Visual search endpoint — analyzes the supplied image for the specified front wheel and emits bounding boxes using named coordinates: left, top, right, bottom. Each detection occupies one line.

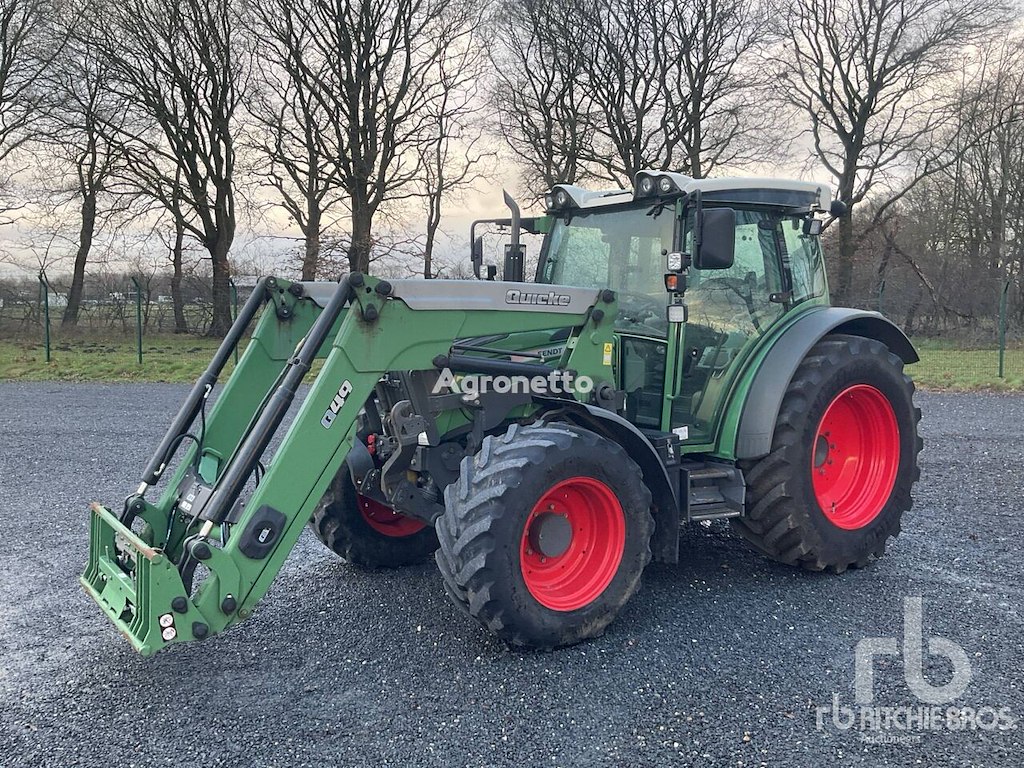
left=435, top=422, right=654, bottom=649
left=733, top=334, right=922, bottom=572
left=311, top=459, right=439, bottom=568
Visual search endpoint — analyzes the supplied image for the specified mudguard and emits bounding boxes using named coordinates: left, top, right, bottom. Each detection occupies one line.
left=733, top=307, right=918, bottom=460
left=536, top=397, right=681, bottom=564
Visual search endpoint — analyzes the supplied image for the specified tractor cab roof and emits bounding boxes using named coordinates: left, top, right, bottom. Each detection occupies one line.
left=547, top=173, right=832, bottom=213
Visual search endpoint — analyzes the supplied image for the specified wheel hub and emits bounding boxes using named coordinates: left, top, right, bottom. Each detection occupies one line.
left=813, top=434, right=830, bottom=468
left=528, top=512, right=573, bottom=558
left=358, top=494, right=427, bottom=538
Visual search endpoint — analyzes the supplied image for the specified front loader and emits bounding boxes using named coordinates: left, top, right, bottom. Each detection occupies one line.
left=83, top=173, right=922, bottom=654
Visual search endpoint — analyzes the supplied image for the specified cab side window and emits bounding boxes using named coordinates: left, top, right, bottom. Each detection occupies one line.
left=781, top=218, right=826, bottom=302
left=687, top=210, right=783, bottom=338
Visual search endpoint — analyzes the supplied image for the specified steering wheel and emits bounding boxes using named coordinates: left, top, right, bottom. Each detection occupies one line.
left=616, top=291, right=665, bottom=322
left=697, top=275, right=757, bottom=295
left=695, top=273, right=764, bottom=331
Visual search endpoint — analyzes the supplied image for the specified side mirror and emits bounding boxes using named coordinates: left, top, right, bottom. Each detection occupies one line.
left=695, top=208, right=735, bottom=270
left=829, top=199, right=848, bottom=217
left=471, top=235, right=484, bottom=278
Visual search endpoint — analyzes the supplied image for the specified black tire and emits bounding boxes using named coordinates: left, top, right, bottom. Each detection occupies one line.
left=311, top=460, right=439, bottom=568
left=733, top=334, right=922, bottom=573
left=435, top=421, right=654, bottom=649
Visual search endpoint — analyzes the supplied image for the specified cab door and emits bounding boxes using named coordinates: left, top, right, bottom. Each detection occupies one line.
left=667, top=209, right=786, bottom=444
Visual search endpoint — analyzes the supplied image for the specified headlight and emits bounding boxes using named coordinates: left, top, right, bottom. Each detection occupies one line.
left=802, top=218, right=823, bottom=236
left=666, top=252, right=683, bottom=271
left=544, top=193, right=554, bottom=210
left=554, top=189, right=570, bottom=207
left=666, top=303, right=688, bottom=323
left=635, top=172, right=678, bottom=198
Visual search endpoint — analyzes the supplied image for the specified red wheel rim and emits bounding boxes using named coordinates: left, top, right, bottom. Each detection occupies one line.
left=519, top=477, right=625, bottom=612
left=812, top=384, right=900, bottom=530
left=358, top=494, right=427, bottom=538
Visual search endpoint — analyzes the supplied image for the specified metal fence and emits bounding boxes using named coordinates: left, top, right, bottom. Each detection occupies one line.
left=849, top=276, right=1023, bottom=386
left=0, top=271, right=225, bottom=334
left=0, top=271, right=249, bottom=365
left=2, top=271, right=1022, bottom=386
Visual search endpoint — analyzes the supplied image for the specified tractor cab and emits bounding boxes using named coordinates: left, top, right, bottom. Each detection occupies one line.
left=531, top=173, right=833, bottom=447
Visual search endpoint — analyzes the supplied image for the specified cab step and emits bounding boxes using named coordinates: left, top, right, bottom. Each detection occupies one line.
left=682, top=461, right=745, bottom=522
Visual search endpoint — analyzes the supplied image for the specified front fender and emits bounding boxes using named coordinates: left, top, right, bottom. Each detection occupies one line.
left=535, top=397, right=681, bottom=564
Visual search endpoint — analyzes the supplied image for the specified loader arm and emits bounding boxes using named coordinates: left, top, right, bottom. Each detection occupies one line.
left=82, top=274, right=619, bottom=655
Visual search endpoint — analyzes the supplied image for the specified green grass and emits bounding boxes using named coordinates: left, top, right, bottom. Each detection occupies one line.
left=0, top=332, right=1022, bottom=390
left=907, top=347, right=1024, bottom=391
left=0, top=334, right=239, bottom=382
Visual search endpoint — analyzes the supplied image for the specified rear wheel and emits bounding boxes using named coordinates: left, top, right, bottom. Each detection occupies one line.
left=311, top=459, right=439, bottom=568
left=435, top=422, right=653, bottom=649
left=733, top=334, right=922, bottom=572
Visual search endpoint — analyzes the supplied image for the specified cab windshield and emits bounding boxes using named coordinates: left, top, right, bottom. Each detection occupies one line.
left=538, top=204, right=674, bottom=335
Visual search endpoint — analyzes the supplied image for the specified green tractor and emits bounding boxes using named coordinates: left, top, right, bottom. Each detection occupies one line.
left=82, top=173, right=922, bottom=654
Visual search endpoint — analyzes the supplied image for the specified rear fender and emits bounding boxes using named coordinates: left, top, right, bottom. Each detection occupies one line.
left=731, top=308, right=917, bottom=460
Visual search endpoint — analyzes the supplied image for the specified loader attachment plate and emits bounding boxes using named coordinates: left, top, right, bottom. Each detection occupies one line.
left=81, top=502, right=194, bottom=656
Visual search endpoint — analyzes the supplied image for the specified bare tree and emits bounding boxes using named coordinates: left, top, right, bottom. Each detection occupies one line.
left=0, top=0, right=53, bottom=221
left=575, top=0, right=668, bottom=183
left=243, top=0, right=347, bottom=280
left=34, top=10, right=126, bottom=327
left=419, top=29, right=491, bottom=278
left=829, top=31, right=1024, bottom=336
left=952, top=37, right=1024, bottom=279
left=662, top=0, right=773, bottom=178
left=161, top=213, right=191, bottom=332
left=255, top=0, right=484, bottom=274
left=155, top=172, right=198, bottom=333
left=83, top=0, right=245, bottom=335
left=778, top=0, right=1003, bottom=303
left=898, top=34, right=1024, bottom=327
left=490, top=0, right=771, bottom=190
left=488, top=0, right=597, bottom=191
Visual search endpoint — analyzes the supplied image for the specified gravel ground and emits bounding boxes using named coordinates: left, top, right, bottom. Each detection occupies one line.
left=0, top=383, right=1021, bottom=767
